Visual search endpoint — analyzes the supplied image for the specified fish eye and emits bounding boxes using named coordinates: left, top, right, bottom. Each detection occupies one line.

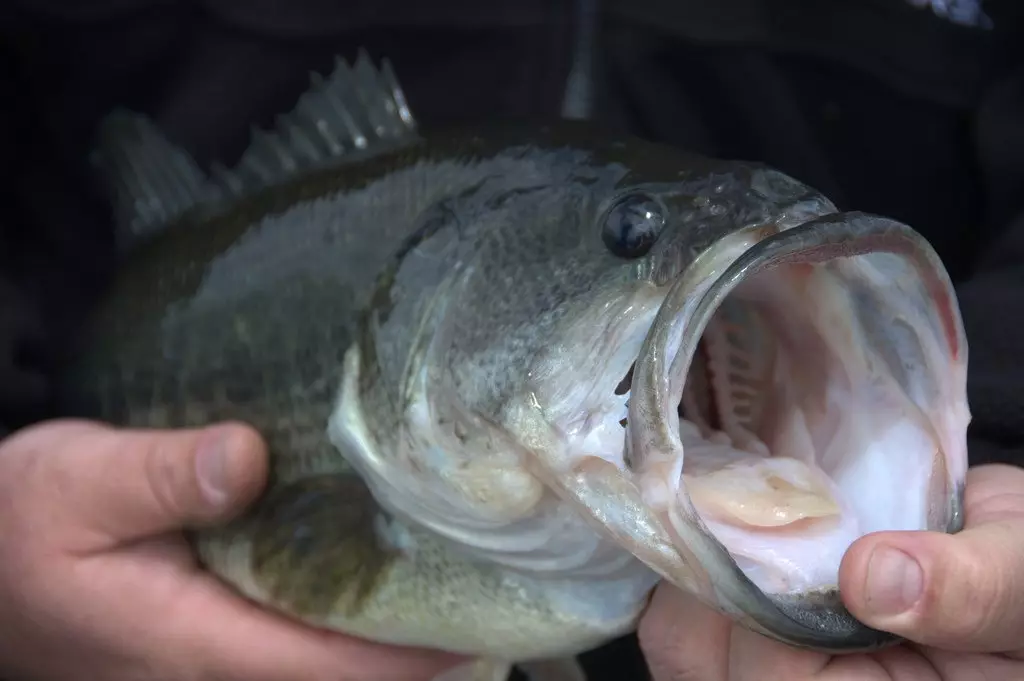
left=601, top=194, right=667, bottom=259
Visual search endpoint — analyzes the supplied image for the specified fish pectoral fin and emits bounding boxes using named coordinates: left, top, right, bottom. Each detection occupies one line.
left=433, top=659, right=514, bottom=681
left=519, top=657, right=588, bottom=681
left=194, top=473, right=398, bottom=622
left=91, top=49, right=420, bottom=252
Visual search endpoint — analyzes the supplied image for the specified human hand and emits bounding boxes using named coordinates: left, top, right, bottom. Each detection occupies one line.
left=638, top=463, right=1024, bottom=680
left=0, top=419, right=461, bottom=681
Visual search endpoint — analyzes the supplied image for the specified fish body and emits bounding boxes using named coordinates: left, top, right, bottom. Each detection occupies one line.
left=59, top=52, right=970, bottom=678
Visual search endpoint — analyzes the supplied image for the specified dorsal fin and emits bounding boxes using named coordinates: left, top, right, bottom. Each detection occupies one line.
left=91, top=49, right=419, bottom=251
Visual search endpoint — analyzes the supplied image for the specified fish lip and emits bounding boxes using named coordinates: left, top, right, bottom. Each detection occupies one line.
left=625, top=211, right=968, bottom=650
left=758, top=589, right=901, bottom=652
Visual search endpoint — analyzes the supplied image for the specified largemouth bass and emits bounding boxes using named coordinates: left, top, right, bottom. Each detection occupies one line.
left=59, top=52, right=970, bottom=679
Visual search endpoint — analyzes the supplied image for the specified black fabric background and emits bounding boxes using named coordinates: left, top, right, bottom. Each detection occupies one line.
left=0, top=1, right=1022, bottom=679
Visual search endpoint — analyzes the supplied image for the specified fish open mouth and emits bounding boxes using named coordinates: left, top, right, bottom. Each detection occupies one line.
left=620, top=212, right=969, bottom=610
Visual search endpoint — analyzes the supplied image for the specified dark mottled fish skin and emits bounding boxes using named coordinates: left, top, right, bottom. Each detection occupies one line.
left=56, top=112, right=852, bottom=661
left=63, top=124, right=738, bottom=480
left=55, top=122, right=830, bottom=657
left=59, top=119, right=716, bottom=660
left=63, top=109, right=818, bottom=479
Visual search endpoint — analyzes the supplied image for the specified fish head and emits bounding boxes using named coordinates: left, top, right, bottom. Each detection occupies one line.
left=336, top=131, right=968, bottom=653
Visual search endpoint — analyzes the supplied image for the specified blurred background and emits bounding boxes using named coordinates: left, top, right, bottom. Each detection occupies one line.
left=2, top=1, right=1023, bottom=677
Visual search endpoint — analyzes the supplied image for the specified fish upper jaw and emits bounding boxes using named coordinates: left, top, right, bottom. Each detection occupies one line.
left=615, top=212, right=970, bottom=651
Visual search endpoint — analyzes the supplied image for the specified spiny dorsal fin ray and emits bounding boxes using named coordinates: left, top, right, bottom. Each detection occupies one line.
left=90, top=112, right=223, bottom=247
left=92, top=49, right=420, bottom=251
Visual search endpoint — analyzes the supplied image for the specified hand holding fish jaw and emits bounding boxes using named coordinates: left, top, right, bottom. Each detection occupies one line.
left=638, top=463, right=1024, bottom=681
left=0, top=419, right=461, bottom=681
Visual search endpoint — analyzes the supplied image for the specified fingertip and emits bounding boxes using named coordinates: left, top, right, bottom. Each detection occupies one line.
left=839, top=531, right=929, bottom=629
left=838, top=530, right=879, bottom=607
left=194, top=422, right=268, bottom=519
left=81, top=421, right=269, bottom=539
left=218, top=420, right=267, bottom=459
left=840, top=528, right=1014, bottom=649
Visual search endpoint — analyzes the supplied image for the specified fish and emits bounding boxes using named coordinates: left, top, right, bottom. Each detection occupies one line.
left=57, top=50, right=970, bottom=680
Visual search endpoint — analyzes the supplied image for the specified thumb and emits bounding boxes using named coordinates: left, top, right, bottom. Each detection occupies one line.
left=47, top=420, right=268, bottom=543
left=839, top=464, right=1024, bottom=654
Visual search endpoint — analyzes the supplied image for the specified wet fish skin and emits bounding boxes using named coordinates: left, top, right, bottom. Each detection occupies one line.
left=65, top=112, right=720, bottom=662
left=65, top=120, right=789, bottom=655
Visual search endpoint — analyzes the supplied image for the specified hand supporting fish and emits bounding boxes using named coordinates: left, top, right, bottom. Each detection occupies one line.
left=59, top=51, right=969, bottom=680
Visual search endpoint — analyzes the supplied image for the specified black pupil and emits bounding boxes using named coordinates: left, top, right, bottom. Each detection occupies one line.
left=602, top=195, right=664, bottom=258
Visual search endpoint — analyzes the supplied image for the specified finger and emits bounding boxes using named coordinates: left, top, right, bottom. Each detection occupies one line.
left=638, top=585, right=866, bottom=681
left=957, top=464, right=1024, bottom=526
left=33, top=420, right=268, bottom=544
left=840, top=464, right=1024, bottom=653
left=920, top=647, right=1023, bottom=681
left=723, top=622, right=951, bottom=681
left=637, top=583, right=731, bottom=681
left=641, top=591, right=945, bottom=681
left=724, top=624, right=836, bottom=681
